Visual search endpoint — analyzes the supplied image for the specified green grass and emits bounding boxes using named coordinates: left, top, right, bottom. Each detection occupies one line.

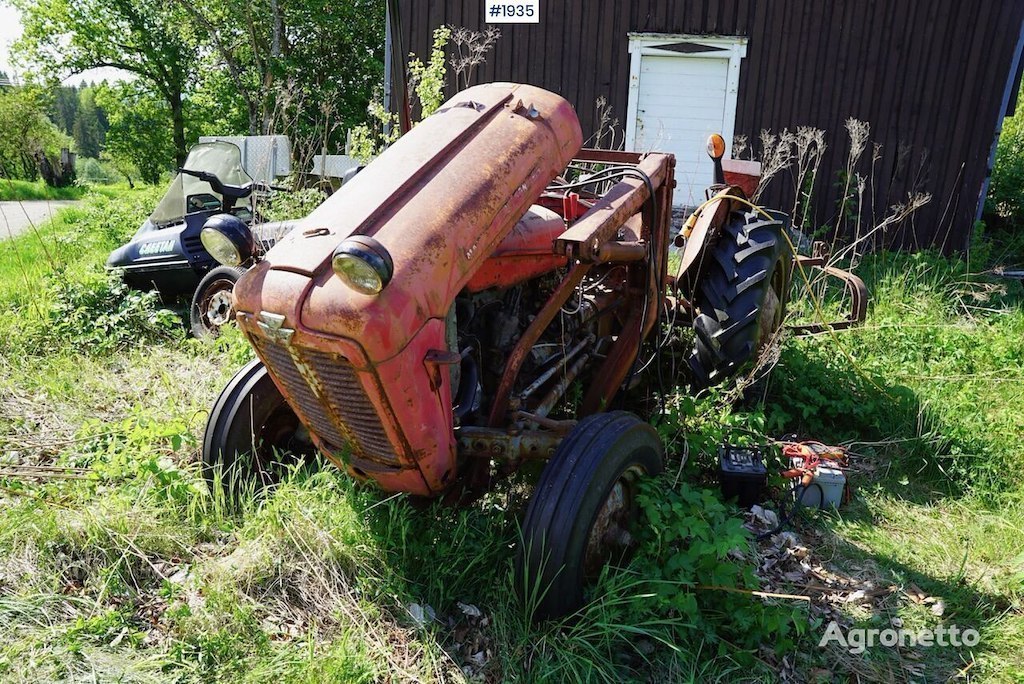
left=0, top=178, right=139, bottom=202
left=0, top=186, right=159, bottom=306
left=0, top=178, right=88, bottom=201
left=0, top=197, right=1023, bottom=681
left=758, top=243, right=1024, bottom=681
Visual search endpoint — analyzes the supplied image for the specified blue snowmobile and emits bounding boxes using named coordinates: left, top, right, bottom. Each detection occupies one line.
left=106, top=141, right=296, bottom=337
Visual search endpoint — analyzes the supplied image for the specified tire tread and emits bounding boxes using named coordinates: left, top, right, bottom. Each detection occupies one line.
left=689, top=211, right=790, bottom=387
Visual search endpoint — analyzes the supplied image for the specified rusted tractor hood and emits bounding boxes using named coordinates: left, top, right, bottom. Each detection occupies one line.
left=233, top=83, right=583, bottom=362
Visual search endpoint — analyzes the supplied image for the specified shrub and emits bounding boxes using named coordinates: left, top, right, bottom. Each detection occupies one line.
left=348, top=25, right=454, bottom=164
left=258, top=186, right=327, bottom=222
left=75, top=156, right=121, bottom=185
left=987, top=95, right=1024, bottom=228
left=73, top=406, right=197, bottom=505
left=0, top=85, right=71, bottom=181
left=44, top=269, right=182, bottom=354
left=632, top=481, right=809, bottom=656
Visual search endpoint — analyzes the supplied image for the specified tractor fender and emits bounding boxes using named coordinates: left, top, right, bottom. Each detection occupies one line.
left=674, top=186, right=748, bottom=299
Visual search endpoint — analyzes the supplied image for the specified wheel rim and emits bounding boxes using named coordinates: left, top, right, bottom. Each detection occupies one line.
left=206, top=361, right=318, bottom=495
left=248, top=403, right=312, bottom=475
left=755, top=264, right=786, bottom=349
left=202, top=281, right=235, bottom=329
left=583, top=464, right=644, bottom=578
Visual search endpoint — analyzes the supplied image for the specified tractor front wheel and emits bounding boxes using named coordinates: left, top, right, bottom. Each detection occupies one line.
left=202, top=360, right=313, bottom=498
left=689, top=210, right=790, bottom=388
left=517, top=411, right=663, bottom=619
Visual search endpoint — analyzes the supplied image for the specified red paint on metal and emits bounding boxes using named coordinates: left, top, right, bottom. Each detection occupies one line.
left=233, top=84, right=582, bottom=495
left=487, top=263, right=593, bottom=427
left=562, top=192, right=583, bottom=222
left=722, top=158, right=762, bottom=198
left=581, top=304, right=644, bottom=415
left=554, top=153, right=674, bottom=262
left=674, top=189, right=741, bottom=296
left=466, top=205, right=569, bottom=292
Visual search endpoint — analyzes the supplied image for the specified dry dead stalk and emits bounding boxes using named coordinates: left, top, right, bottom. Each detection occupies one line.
left=449, top=26, right=501, bottom=90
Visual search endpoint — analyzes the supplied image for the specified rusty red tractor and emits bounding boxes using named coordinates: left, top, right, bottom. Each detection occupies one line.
left=200, top=83, right=866, bottom=618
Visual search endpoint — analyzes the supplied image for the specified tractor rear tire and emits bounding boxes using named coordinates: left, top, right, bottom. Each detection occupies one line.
left=689, top=210, right=790, bottom=388
left=517, top=411, right=663, bottom=620
left=190, top=266, right=246, bottom=339
left=202, top=360, right=313, bottom=499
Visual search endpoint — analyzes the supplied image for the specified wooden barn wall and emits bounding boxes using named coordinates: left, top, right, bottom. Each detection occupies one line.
left=398, top=1, right=1024, bottom=251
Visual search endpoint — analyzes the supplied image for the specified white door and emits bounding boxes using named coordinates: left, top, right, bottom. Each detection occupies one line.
left=626, top=35, right=748, bottom=208
left=635, top=56, right=729, bottom=207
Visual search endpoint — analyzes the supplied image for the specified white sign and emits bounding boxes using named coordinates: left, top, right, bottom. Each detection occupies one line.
left=485, top=0, right=539, bottom=24
left=138, top=239, right=175, bottom=256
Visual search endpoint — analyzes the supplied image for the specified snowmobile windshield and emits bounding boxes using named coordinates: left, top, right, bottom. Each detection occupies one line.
left=149, top=141, right=254, bottom=226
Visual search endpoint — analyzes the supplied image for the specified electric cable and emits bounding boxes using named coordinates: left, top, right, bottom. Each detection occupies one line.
left=755, top=482, right=825, bottom=541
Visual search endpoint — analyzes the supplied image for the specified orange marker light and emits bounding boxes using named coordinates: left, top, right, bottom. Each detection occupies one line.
left=707, top=134, right=726, bottom=160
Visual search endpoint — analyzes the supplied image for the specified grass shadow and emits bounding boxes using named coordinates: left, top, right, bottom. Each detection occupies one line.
left=762, top=341, right=974, bottom=508
left=787, top=509, right=1022, bottom=681
left=749, top=247, right=1024, bottom=679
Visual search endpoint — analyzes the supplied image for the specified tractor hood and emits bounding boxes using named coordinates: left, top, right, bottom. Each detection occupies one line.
left=233, top=83, right=583, bottom=362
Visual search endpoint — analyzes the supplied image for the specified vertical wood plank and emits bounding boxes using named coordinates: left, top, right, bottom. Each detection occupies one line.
left=396, top=0, right=1024, bottom=250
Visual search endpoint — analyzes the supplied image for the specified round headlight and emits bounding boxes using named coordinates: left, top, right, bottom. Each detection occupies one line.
left=200, top=214, right=255, bottom=267
left=201, top=228, right=242, bottom=266
left=331, top=236, right=393, bottom=295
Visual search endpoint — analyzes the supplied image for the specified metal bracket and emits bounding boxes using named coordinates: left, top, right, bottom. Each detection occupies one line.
left=786, top=256, right=869, bottom=335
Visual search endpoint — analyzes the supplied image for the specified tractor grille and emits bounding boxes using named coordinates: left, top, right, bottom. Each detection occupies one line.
left=303, top=348, right=399, bottom=459
left=252, top=337, right=401, bottom=467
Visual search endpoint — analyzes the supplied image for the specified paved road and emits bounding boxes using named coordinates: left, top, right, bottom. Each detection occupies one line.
left=0, top=200, right=80, bottom=241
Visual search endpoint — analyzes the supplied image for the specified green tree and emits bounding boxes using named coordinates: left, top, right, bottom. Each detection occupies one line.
left=73, top=87, right=103, bottom=158
left=52, top=85, right=79, bottom=133
left=13, top=0, right=199, bottom=166
left=349, top=25, right=454, bottom=163
left=187, top=64, right=250, bottom=139
left=95, top=82, right=173, bottom=185
left=174, top=0, right=383, bottom=152
left=280, top=0, right=385, bottom=130
left=0, top=86, right=70, bottom=180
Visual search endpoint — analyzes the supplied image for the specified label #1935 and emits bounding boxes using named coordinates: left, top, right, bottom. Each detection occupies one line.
left=485, top=0, right=539, bottom=24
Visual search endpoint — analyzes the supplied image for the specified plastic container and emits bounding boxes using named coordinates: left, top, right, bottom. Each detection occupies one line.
left=792, top=462, right=846, bottom=509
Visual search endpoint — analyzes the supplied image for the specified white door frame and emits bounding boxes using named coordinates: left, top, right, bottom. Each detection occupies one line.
left=625, top=33, right=748, bottom=156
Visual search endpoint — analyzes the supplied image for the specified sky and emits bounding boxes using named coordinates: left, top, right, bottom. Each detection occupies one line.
left=0, top=4, right=20, bottom=77
left=0, top=4, right=126, bottom=84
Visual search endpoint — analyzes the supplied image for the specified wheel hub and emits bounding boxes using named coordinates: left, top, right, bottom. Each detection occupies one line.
left=755, top=271, right=785, bottom=349
left=584, top=478, right=634, bottom=576
left=757, top=288, right=780, bottom=343
left=207, top=289, right=234, bottom=326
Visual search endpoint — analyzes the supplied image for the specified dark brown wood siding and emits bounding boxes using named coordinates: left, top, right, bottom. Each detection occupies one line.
left=399, top=1, right=1024, bottom=252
